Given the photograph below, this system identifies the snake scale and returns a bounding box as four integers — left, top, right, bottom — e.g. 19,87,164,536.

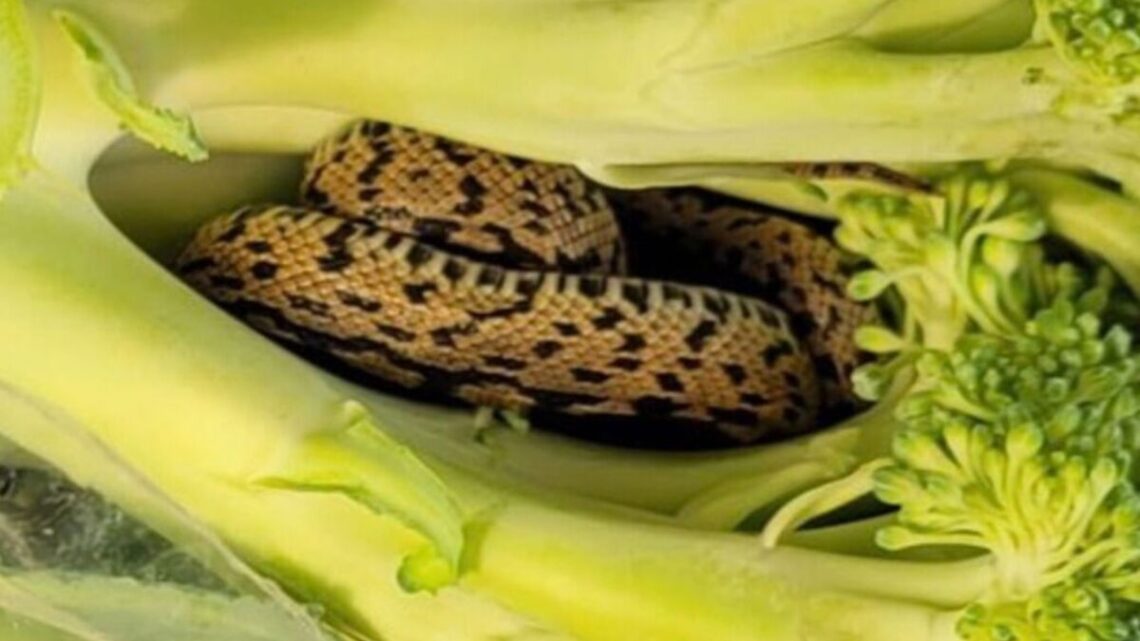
177,120,882,443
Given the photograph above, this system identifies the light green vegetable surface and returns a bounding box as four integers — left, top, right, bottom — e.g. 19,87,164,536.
1,1,1140,640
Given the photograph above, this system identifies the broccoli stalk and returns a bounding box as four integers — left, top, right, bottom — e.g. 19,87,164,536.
1008,167,1140,296
9,0,1140,188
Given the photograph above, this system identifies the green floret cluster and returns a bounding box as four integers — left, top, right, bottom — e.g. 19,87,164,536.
837,170,1052,352
750,301,1140,641
877,304,1140,640
1037,0,1140,84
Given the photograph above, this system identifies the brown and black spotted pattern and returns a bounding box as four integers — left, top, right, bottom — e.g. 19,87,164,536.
611,189,877,421
302,121,625,273
178,206,818,441
177,120,885,443
782,163,932,193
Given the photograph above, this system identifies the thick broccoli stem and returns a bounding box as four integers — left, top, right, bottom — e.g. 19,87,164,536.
0,172,577,641
351,385,886,525
449,465,991,641
1009,168,1140,297
184,41,1132,169
30,0,1140,178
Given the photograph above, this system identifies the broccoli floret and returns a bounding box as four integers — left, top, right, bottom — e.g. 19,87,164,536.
759,303,1140,641
878,303,1140,640
1035,0,1140,84
834,166,1131,403
837,169,1052,352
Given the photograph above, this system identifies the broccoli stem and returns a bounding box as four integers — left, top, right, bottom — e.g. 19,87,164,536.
0,0,35,192
30,0,1139,179
1009,167,1140,297
449,465,994,641
186,41,1132,169
350,382,880,521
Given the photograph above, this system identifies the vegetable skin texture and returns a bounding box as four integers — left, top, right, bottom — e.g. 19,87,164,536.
19,0,1140,188
3,1,1140,640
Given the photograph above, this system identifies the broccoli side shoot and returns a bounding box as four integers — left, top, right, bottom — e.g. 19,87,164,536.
836,167,1122,400
875,302,1140,640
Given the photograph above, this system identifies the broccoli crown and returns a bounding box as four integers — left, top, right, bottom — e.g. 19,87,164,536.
836,166,1129,402
1037,0,1140,84
837,169,1051,352
875,303,1140,640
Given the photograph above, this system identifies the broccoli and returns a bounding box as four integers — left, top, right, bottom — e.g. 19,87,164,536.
6,0,1140,188
3,1,1140,640
761,302,1140,640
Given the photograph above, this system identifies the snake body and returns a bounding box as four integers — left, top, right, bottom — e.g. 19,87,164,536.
178,121,875,443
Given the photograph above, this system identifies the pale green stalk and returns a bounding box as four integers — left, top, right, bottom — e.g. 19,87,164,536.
0,571,330,641
21,0,1140,183
0,169,564,641
1008,167,1140,296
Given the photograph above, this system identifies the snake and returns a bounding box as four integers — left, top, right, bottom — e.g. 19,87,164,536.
177,120,890,443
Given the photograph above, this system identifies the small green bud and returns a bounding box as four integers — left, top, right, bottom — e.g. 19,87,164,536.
832,224,865,253
1104,326,1133,358
872,466,923,506
894,430,952,473
1006,422,1045,461
847,269,894,301
941,420,976,463
982,236,1028,276
1044,376,1074,402
875,524,923,551
1077,366,1128,401
1090,456,1124,490
1077,312,1103,339
1047,405,1083,440
982,210,1048,243
1038,354,1061,374
852,363,890,401
923,473,965,503
1080,338,1108,365
966,176,1002,212
854,325,908,353
970,264,1008,325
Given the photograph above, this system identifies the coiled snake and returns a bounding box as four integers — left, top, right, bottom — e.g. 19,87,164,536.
177,121,893,443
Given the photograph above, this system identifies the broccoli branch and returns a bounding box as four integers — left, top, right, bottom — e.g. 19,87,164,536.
13,0,1137,187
